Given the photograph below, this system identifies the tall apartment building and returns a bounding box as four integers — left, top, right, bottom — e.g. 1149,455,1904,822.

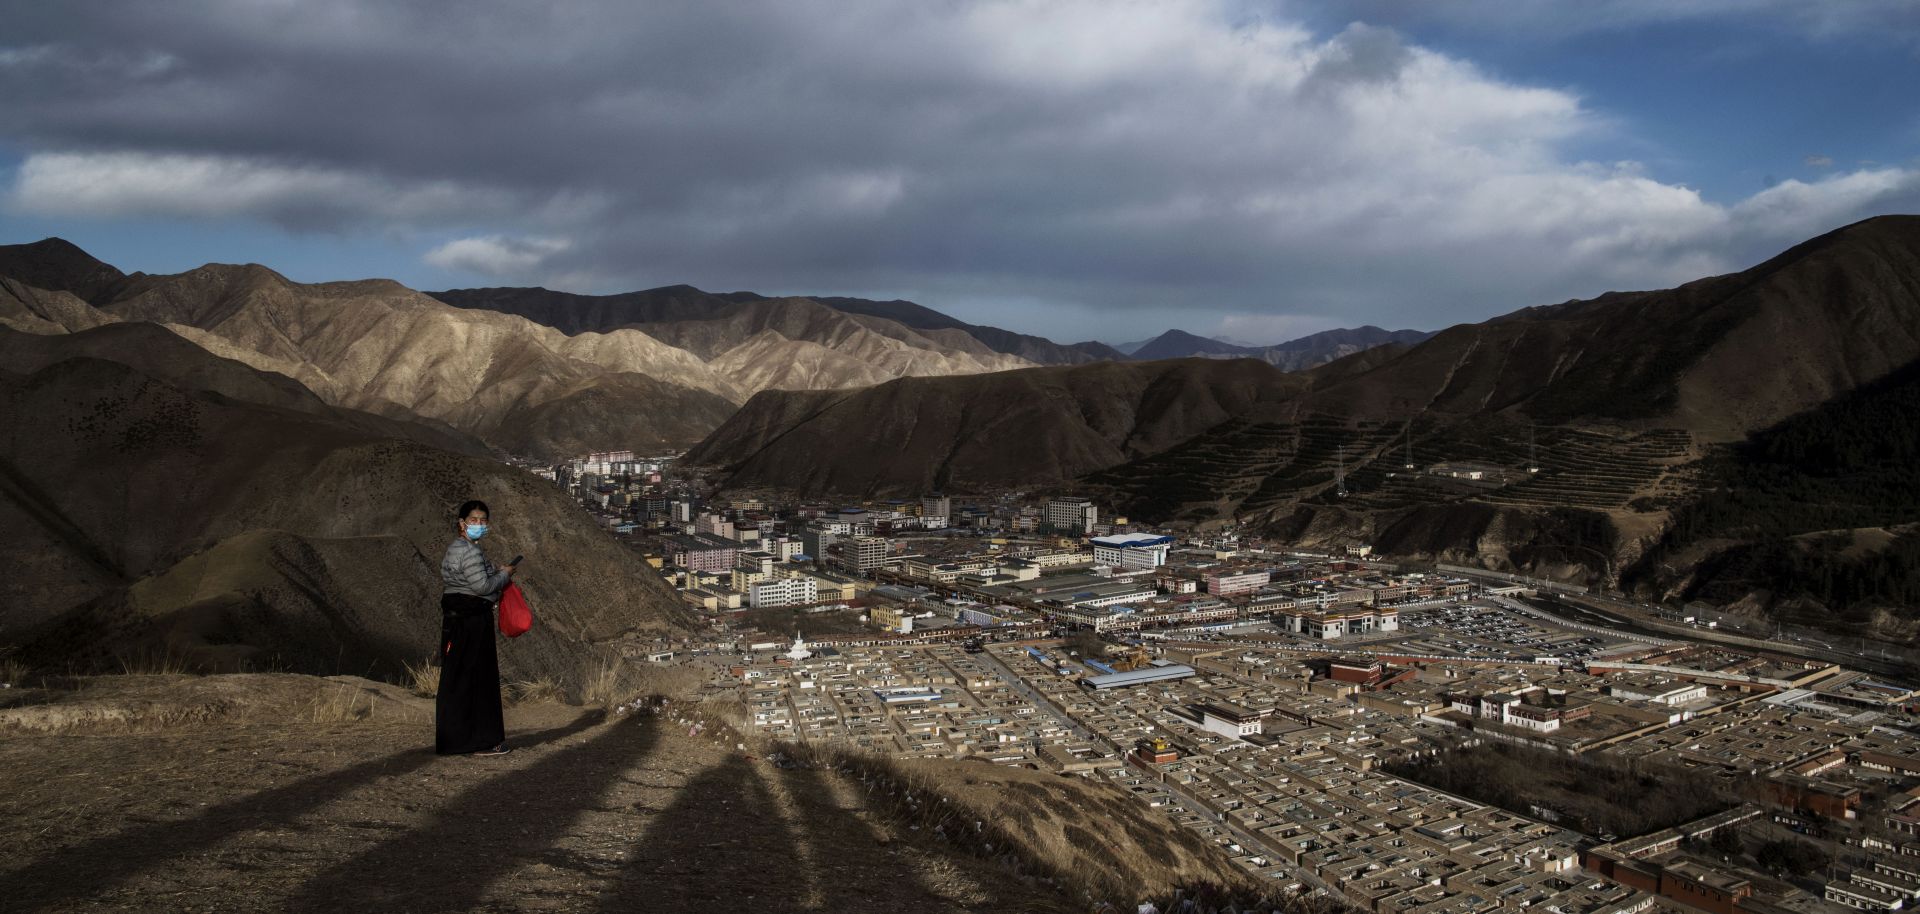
921,493,951,529
768,536,804,562
800,527,837,563
1046,496,1098,534
836,536,890,575
666,534,737,574
731,551,778,592
695,514,735,540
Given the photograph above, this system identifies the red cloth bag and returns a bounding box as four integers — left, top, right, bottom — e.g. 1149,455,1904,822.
498,582,533,638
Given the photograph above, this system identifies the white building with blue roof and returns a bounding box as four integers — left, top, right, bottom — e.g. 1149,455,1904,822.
1090,532,1175,570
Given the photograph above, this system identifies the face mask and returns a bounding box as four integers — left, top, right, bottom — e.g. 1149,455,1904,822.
465,523,489,541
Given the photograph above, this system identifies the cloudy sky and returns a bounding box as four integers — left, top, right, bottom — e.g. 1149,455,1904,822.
2,1,1916,346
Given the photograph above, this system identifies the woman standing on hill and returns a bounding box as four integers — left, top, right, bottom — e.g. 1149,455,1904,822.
438,499,517,756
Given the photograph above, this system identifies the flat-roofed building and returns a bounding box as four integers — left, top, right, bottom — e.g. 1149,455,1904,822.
870,605,914,634
1607,677,1708,706
920,494,950,529
1828,879,1906,911
1194,702,1268,739
1205,569,1271,596
836,536,890,575
1080,663,1197,690
1090,533,1174,570
1046,496,1098,534
749,575,818,609
1278,605,1399,639
666,533,738,574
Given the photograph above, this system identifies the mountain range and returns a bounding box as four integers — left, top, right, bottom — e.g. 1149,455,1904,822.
12,218,1916,641
1125,326,1435,369
686,215,1920,640
1,237,1426,462
0,235,1436,674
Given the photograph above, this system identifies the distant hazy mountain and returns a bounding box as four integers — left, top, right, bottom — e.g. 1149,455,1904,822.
1127,325,1435,370
1128,328,1254,360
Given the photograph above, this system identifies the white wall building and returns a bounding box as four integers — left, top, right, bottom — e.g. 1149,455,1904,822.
750,575,819,609
1090,533,1175,570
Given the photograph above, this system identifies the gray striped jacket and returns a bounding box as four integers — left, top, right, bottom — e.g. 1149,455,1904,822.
442,537,510,603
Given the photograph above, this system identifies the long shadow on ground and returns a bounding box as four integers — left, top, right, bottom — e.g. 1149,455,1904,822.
773,761,964,913
284,713,662,913
0,714,602,914
592,754,806,910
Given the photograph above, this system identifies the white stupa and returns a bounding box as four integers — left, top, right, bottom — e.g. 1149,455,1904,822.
786,632,813,662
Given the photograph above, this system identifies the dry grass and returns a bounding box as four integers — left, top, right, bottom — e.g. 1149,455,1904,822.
580,658,629,711
632,662,707,703
506,677,564,706
402,658,440,698
1,653,29,689
307,683,374,723
114,650,193,676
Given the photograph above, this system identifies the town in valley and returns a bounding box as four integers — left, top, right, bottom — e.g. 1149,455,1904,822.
531,449,1920,914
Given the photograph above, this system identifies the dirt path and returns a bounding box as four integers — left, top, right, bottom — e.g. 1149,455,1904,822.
0,704,1062,913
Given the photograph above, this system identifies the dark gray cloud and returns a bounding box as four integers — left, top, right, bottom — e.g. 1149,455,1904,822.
2,0,1917,343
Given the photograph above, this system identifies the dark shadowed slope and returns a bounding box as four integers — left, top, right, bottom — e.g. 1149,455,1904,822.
683,217,1920,626
429,283,756,334
0,321,491,457
0,237,129,304
0,330,690,680
435,284,1119,366
686,358,1302,495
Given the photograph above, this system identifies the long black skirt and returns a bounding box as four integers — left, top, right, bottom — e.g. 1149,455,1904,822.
436,593,505,755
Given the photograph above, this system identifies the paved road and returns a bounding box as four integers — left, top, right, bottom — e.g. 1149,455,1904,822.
1557,594,1919,680
973,647,1096,742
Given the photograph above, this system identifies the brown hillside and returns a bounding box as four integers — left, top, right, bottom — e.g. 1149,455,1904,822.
692,217,1920,510
89,262,741,455
687,358,1300,495
0,349,689,680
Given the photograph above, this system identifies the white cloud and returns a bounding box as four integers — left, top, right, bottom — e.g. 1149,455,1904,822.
424,235,572,278
1730,168,1920,243
1,1,1915,334
1212,313,1340,346
9,151,515,229
1804,154,1834,167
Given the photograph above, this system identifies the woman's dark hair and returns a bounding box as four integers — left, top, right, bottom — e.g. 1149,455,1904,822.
456,500,491,523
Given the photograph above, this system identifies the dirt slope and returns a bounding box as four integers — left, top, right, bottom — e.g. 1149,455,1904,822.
0,689,1072,913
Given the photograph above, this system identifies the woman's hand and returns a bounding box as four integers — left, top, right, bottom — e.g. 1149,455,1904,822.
502,563,518,576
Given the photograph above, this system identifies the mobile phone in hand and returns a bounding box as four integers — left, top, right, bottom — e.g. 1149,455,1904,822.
509,555,524,567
